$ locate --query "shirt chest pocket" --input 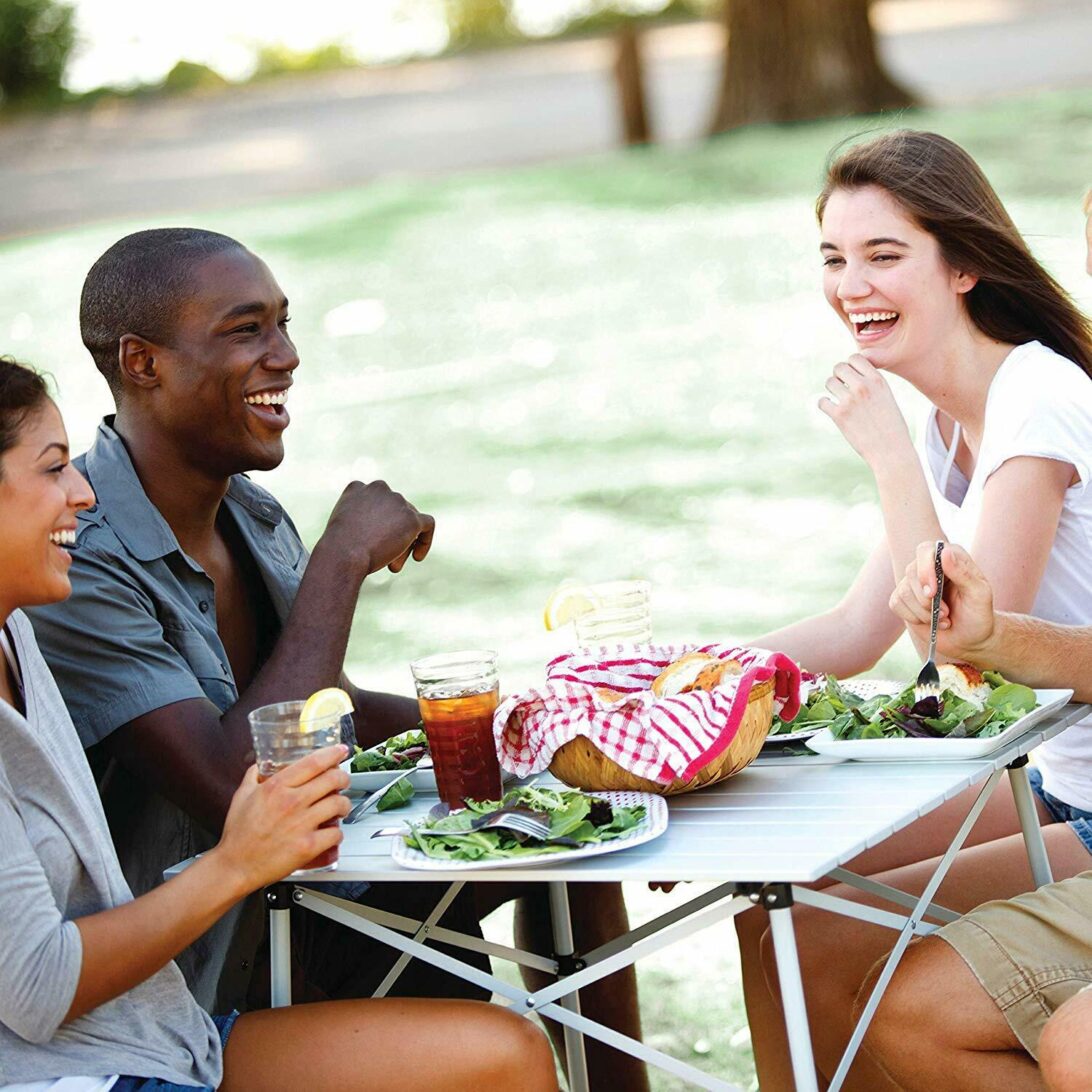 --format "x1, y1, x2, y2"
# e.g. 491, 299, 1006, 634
161, 622, 238, 713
